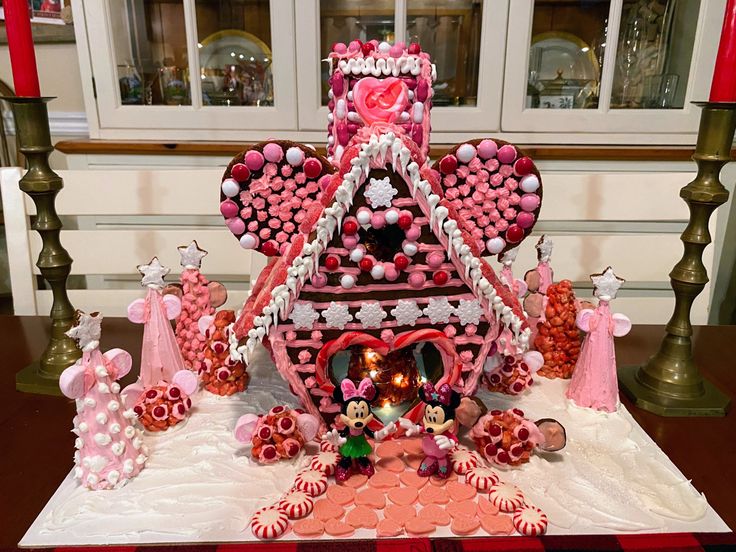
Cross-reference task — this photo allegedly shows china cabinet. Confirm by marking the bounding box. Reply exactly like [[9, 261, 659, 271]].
[[71, 0, 726, 143]]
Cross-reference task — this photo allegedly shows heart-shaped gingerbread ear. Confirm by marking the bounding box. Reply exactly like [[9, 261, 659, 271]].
[[220, 140, 336, 257], [524, 269, 541, 292], [523, 292, 544, 318], [207, 281, 228, 308], [431, 139, 542, 257]]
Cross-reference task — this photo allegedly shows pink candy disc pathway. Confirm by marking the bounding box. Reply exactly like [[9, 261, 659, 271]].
[[481, 514, 515, 535], [377, 518, 404, 537], [324, 518, 355, 537], [388, 486, 419, 506], [251, 506, 289, 539], [447, 481, 477, 502], [400, 470, 428, 489], [376, 440, 404, 458], [278, 490, 314, 519], [355, 487, 386, 509], [513, 505, 548, 536], [293, 518, 325, 537], [451, 514, 481, 536], [385, 503, 417, 526], [368, 470, 400, 489], [447, 499, 478, 519], [478, 496, 500, 516], [419, 504, 451, 526], [313, 498, 345, 521], [326, 484, 356, 506], [466, 466, 500, 491], [376, 456, 405, 473], [346, 505, 379, 529], [489, 482, 526, 512], [405, 517, 436, 536], [294, 469, 328, 497]]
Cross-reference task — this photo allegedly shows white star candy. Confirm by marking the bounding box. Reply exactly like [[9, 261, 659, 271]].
[[322, 302, 353, 329], [591, 266, 625, 301], [355, 302, 387, 329], [290, 302, 320, 330], [536, 235, 554, 263], [178, 240, 208, 269], [138, 257, 170, 288], [364, 176, 398, 208], [390, 300, 423, 326], [455, 299, 483, 326], [500, 246, 519, 267], [423, 297, 455, 324], [66, 311, 103, 352]]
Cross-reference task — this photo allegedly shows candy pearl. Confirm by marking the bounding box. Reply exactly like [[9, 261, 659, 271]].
[[398, 212, 413, 230], [486, 237, 506, 254], [343, 219, 358, 235], [394, 254, 410, 270], [311, 273, 327, 288], [514, 156, 534, 176], [370, 264, 385, 279], [517, 211, 535, 229], [239, 233, 258, 249], [227, 217, 245, 235], [477, 139, 498, 159], [402, 241, 418, 256], [371, 212, 386, 229], [342, 235, 358, 249], [383, 263, 399, 281], [506, 224, 524, 243], [361, 42, 375, 56], [520, 174, 540, 193], [439, 155, 458, 175], [408, 42, 421, 54], [427, 251, 445, 268], [325, 255, 340, 271], [340, 274, 355, 289], [332, 42, 347, 54], [520, 193, 540, 212], [231, 163, 250, 182], [356, 207, 372, 225], [285, 146, 305, 166], [378, 41, 391, 53], [261, 240, 279, 256], [221, 178, 240, 198], [408, 272, 426, 289], [303, 158, 322, 179], [244, 150, 265, 171], [406, 224, 421, 241], [385, 209, 399, 225], [263, 143, 283, 163], [348, 40, 362, 52], [220, 200, 238, 218], [497, 144, 517, 164], [432, 271, 449, 286], [456, 143, 477, 164], [389, 45, 403, 58], [359, 257, 374, 272], [349, 248, 365, 262]]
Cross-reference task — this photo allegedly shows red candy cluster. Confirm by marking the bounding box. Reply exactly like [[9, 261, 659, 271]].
[[133, 382, 192, 432], [485, 355, 534, 395], [534, 280, 582, 379], [251, 406, 308, 463], [470, 408, 537, 467], [200, 310, 250, 396], [175, 269, 214, 371]]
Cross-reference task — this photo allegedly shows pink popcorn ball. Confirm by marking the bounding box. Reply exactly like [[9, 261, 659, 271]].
[[371, 211, 386, 229], [342, 235, 358, 249], [477, 139, 498, 159], [427, 251, 445, 268], [311, 272, 327, 288], [383, 262, 399, 282], [406, 224, 421, 241], [263, 143, 284, 163], [245, 149, 265, 171], [408, 271, 426, 289]]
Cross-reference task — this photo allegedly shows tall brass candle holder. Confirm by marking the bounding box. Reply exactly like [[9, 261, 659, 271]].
[[3, 96, 81, 395], [619, 101, 735, 416]]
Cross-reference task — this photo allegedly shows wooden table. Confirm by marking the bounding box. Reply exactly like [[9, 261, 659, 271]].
[[1, 316, 734, 548]]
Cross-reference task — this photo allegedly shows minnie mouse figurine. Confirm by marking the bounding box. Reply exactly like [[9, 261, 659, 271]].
[[399, 382, 461, 478], [323, 377, 396, 481]]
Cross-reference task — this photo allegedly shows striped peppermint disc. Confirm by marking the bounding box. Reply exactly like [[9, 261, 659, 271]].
[[310, 450, 340, 475], [293, 469, 328, 497], [320, 439, 337, 453], [449, 446, 481, 474], [513, 504, 548, 536], [278, 490, 314, 519], [466, 466, 499, 491], [489, 482, 525, 512], [251, 506, 289, 539]]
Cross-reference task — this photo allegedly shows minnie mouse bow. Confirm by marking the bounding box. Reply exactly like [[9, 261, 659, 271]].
[[423, 382, 452, 405], [341, 377, 377, 401]]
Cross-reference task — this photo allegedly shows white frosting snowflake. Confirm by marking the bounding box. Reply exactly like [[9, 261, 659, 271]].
[[355, 302, 388, 329], [390, 300, 423, 326], [423, 297, 456, 324], [455, 299, 483, 326], [322, 302, 353, 329], [290, 302, 320, 330], [364, 176, 398, 208]]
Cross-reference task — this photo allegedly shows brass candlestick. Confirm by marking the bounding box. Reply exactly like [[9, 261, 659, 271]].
[[3, 96, 81, 395], [619, 101, 735, 416]]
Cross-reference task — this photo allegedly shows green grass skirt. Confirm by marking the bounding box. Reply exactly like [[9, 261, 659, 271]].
[[339, 433, 371, 458]]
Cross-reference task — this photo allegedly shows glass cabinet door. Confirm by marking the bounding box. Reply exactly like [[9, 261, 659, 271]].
[[502, 0, 725, 136], [82, 0, 296, 137]]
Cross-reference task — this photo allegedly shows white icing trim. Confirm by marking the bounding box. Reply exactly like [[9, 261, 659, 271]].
[[337, 55, 422, 77]]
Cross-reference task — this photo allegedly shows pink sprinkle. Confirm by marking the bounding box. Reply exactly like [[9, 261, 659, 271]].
[[278, 209, 293, 222], [503, 208, 516, 221], [508, 193, 520, 205], [484, 226, 498, 238], [294, 211, 305, 223], [497, 198, 510, 211], [499, 165, 514, 178], [285, 179, 297, 191], [468, 157, 483, 172], [446, 188, 459, 200], [491, 173, 504, 187], [381, 329, 395, 345], [505, 177, 518, 191], [489, 210, 501, 223], [305, 377, 317, 388], [477, 170, 490, 183], [283, 221, 295, 233], [296, 187, 308, 198], [240, 206, 253, 219], [485, 159, 500, 172], [460, 350, 474, 362], [271, 178, 284, 192]]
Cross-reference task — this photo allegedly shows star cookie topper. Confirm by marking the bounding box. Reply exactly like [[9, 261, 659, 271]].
[[66, 310, 103, 352], [591, 266, 625, 301], [178, 240, 208, 269], [536, 235, 554, 263], [138, 257, 170, 288], [500, 246, 519, 267]]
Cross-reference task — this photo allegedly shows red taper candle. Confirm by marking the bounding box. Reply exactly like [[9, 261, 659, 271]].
[[710, 0, 736, 102], [3, 0, 41, 96]]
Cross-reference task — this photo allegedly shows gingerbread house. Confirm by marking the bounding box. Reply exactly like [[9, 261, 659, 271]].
[[218, 42, 543, 427]]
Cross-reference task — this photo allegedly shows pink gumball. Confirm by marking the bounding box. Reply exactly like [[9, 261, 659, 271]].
[[220, 200, 238, 218], [520, 193, 540, 212], [497, 144, 517, 164], [477, 139, 498, 159], [517, 211, 536, 228], [263, 143, 284, 163], [383, 263, 399, 282], [405, 224, 421, 241], [244, 150, 265, 171], [226, 217, 246, 235], [371, 212, 386, 229], [342, 235, 358, 249], [427, 251, 445, 268], [311, 273, 327, 288], [408, 272, 426, 289]]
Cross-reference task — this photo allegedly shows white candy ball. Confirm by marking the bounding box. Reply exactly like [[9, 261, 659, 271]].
[[402, 241, 418, 256], [349, 248, 365, 262], [356, 209, 372, 225], [221, 178, 240, 198], [240, 233, 257, 249], [378, 41, 391, 53], [520, 174, 540, 193], [285, 146, 305, 167], [385, 209, 399, 225], [370, 264, 385, 280], [456, 143, 477, 164], [340, 274, 355, 289], [486, 237, 506, 254]]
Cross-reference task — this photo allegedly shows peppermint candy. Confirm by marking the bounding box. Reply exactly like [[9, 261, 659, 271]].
[[489, 482, 525, 512], [310, 450, 340, 475], [251, 506, 289, 539], [465, 466, 499, 491], [320, 439, 337, 453], [293, 469, 328, 497], [278, 490, 314, 519], [513, 504, 548, 536], [449, 446, 481, 474]]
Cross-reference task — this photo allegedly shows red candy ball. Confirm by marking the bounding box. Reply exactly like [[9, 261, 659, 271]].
[[361, 42, 375, 56], [303, 158, 322, 179], [325, 255, 340, 271], [432, 271, 449, 285], [506, 224, 524, 243], [514, 156, 534, 176], [397, 213, 413, 230], [231, 163, 250, 182], [496, 451, 510, 464], [439, 155, 458, 175], [261, 240, 279, 256], [408, 42, 421, 55], [343, 220, 358, 235], [359, 258, 374, 272], [394, 254, 410, 270]]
